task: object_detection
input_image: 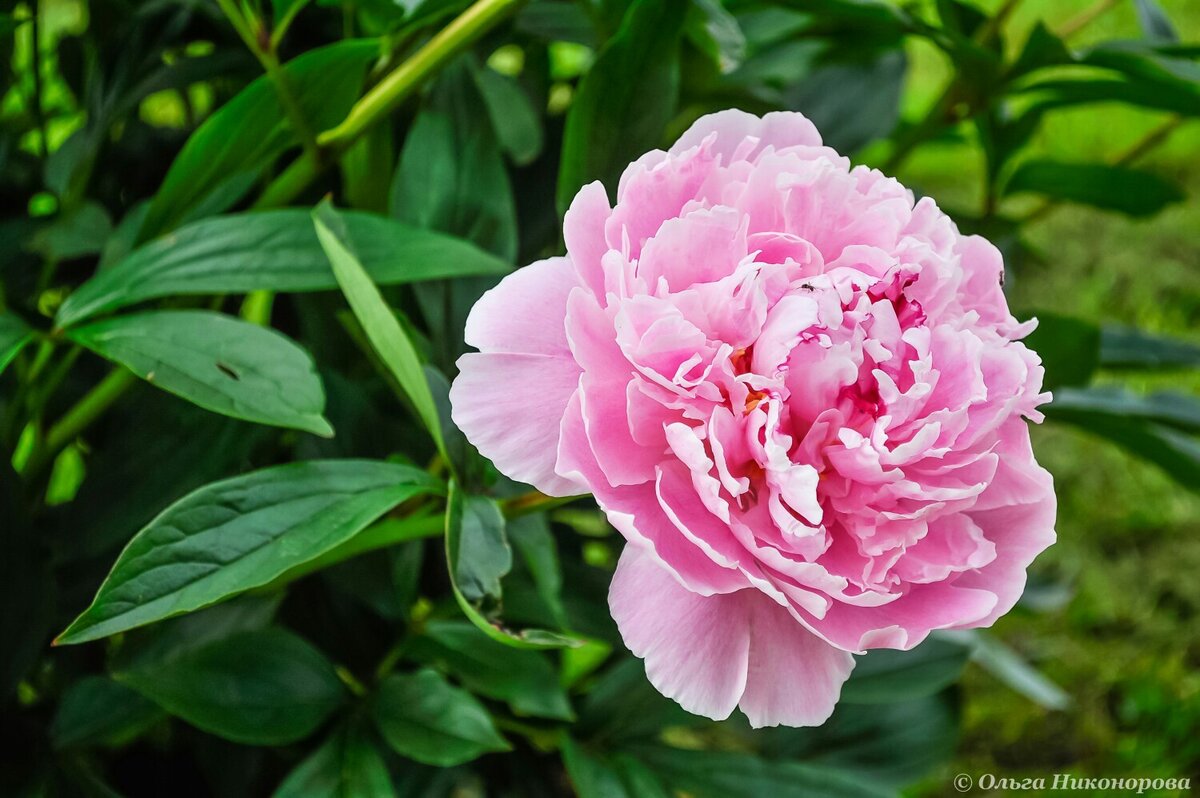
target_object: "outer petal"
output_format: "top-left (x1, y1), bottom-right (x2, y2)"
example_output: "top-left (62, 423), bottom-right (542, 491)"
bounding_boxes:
top-left (739, 593), bottom-right (855, 728)
top-left (669, 109), bottom-right (823, 161)
top-left (451, 354), bottom-right (583, 496)
top-left (452, 257), bottom-right (585, 496)
top-left (610, 546), bottom-right (856, 728)
top-left (610, 545), bottom-right (750, 721)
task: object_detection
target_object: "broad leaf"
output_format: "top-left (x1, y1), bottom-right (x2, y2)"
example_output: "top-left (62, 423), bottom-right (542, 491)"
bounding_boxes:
top-left (1100, 325), bottom-right (1200, 370)
top-left (557, 0), bottom-right (688, 214)
top-left (51, 677), bottom-right (165, 750)
top-left (68, 310), bottom-right (334, 436)
top-left (314, 202), bottom-right (446, 457)
top-left (273, 725), bottom-right (396, 798)
top-left (1019, 311), bottom-right (1100, 389)
top-left (686, 0), bottom-right (747, 74)
top-left (0, 312), bottom-right (32, 374)
top-left (372, 669), bottom-right (510, 767)
top-left (116, 627), bottom-right (344, 745)
top-left (1134, 0), bottom-right (1178, 44)
top-left (409, 620), bottom-right (574, 719)
top-left (840, 635), bottom-right (972, 704)
top-left (472, 62), bottom-right (543, 166)
top-left (563, 739), bottom-right (671, 798)
top-left (1003, 159), bottom-right (1184, 217)
top-left (635, 747), bottom-right (892, 798)
top-left (140, 40), bottom-right (380, 239)
top-left (454, 493), bottom-right (511, 602)
top-left (56, 210), bottom-right (509, 328)
top-left (57, 460), bottom-right (440, 644)
top-left (445, 481), bottom-right (583, 649)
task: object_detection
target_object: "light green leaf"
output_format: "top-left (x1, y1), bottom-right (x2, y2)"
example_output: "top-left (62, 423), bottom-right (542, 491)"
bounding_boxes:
top-left (313, 201), bottom-right (445, 456)
top-left (372, 669), bottom-right (510, 767)
top-left (0, 313), bottom-right (33, 375)
top-left (68, 310), bottom-right (333, 436)
top-left (273, 725), bottom-right (396, 798)
top-left (116, 627), bottom-right (344, 745)
top-left (410, 620), bottom-right (574, 720)
top-left (943, 630), bottom-right (1070, 710)
top-left (445, 481), bottom-right (583, 650)
top-left (57, 210), bottom-right (509, 328)
top-left (56, 460), bottom-right (440, 645)
top-left (140, 39), bottom-right (379, 239)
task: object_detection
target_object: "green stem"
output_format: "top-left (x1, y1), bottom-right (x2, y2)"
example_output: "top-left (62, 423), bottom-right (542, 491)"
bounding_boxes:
top-left (253, 0), bottom-right (523, 208)
top-left (24, 368), bottom-right (137, 477)
top-left (500, 491), bottom-right (582, 519)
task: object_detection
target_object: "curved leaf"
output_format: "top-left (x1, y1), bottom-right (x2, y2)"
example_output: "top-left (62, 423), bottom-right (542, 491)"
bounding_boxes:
top-left (57, 460), bottom-right (440, 644)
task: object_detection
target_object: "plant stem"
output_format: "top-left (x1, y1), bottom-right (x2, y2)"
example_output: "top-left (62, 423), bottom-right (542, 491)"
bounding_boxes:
top-left (500, 491), bottom-right (582, 519)
top-left (30, 1), bottom-right (48, 161)
top-left (24, 368), bottom-right (137, 477)
top-left (253, 0), bottom-right (523, 208)
top-left (1057, 0), bottom-right (1121, 40)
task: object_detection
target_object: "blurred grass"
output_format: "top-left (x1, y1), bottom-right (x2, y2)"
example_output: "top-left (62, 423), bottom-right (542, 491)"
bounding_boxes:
top-left (883, 1), bottom-right (1200, 792)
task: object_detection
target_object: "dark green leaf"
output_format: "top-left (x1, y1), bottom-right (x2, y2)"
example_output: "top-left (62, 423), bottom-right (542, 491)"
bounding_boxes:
top-left (508, 513), bottom-right (570, 629)
top-left (1008, 22), bottom-right (1072, 78)
top-left (341, 121), bottom-right (396, 214)
top-left (576, 658), bottom-right (698, 741)
top-left (51, 677), bottom-right (165, 749)
top-left (57, 210), bottom-right (509, 328)
top-left (1019, 311), bottom-right (1100, 389)
top-left (140, 40), bottom-right (379, 239)
top-left (445, 481), bottom-right (583, 649)
top-left (635, 747), bottom-right (893, 798)
top-left (29, 202), bottom-right (112, 261)
top-left (1099, 325), bottom-right (1200, 370)
top-left (372, 669), bottom-right (510, 766)
top-left (116, 627), bottom-right (345, 745)
top-left (563, 739), bottom-right (671, 798)
top-left (1003, 159), bottom-right (1184, 217)
top-left (57, 460), bottom-right (439, 644)
top-left (557, 0), bottom-right (688, 214)
top-left (273, 725), bottom-right (396, 798)
top-left (472, 63), bottom-right (543, 166)
top-left (1048, 387), bottom-right (1200, 433)
top-left (840, 636), bottom-right (972, 704)
top-left (783, 48), bottom-right (906, 154)
top-left (273, 0), bottom-right (313, 29)
top-left (1017, 77), bottom-right (1200, 119)
top-left (454, 494), bottom-right (510, 603)
top-left (410, 620), bottom-right (573, 719)
top-left (68, 310), bottom-right (333, 436)
top-left (314, 202), bottom-right (445, 455)
top-left (686, 0), bottom-right (747, 74)
top-left (0, 313), bottom-right (32, 375)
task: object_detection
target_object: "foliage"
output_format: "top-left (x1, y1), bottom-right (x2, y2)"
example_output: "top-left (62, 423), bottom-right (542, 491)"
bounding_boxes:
top-left (1, 0), bottom-right (1198, 794)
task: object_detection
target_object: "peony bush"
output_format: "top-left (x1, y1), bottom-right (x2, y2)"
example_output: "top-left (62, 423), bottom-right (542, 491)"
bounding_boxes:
top-left (2, 0), bottom-right (1197, 794)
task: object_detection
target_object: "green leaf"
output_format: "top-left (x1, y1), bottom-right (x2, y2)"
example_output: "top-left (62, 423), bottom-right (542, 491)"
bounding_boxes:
top-left (56, 460), bottom-right (439, 645)
top-left (51, 676), bottom-right (165, 749)
top-left (947, 630), bottom-right (1070, 710)
top-left (116, 627), bottom-right (345, 745)
top-left (782, 48), bottom-right (906, 154)
top-left (471, 62), bottom-right (543, 166)
top-left (140, 40), bottom-right (379, 240)
top-left (840, 636), bottom-right (972, 704)
top-left (273, 0), bottom-right (313, 29)
top-left (29, 201), bottom-right (113, 261)
top-left (508, 513), bottom-right (570, 629)
top-left (686, 0), bottom-right (747, 74)
top-left (1134, 0), bottom-right (1178, 44)
top-left (557, 0), bottom-right (688, 215)
top-left (445, 481), bottom-right (583, 649)
top-left (1018, 311), bottom-right (1100, 389)
top-left (409, 620), bottom-right (574, 720)
top-left (563, 739), bottom-right (671, 798)
top-left (372, 669), bottom-right (510, 767)
top-left (635, 747), bottom-right (893, 798)
top-left (67, 310), bottom-right (333, 436)
top-left (0, 313), bottom-right (33, 375)
top-left (273, 725), bottom-right (396, 798)
top-left (1003, 159), bottom-right (1185, 217)
top-left (1099, 325), bottom-right (1200, 370)
top-left (313, 201), bottom-right (445, 457)
top-left (56, 210), bottom-right (509, 328)
top-left (454, 494), bottom-right (511, 603)
top-left (1045, 388), bottom-right (1200, 491)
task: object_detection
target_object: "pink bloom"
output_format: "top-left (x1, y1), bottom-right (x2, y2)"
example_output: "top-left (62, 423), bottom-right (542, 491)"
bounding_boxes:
top-left (450, 110), bottom-right (1055, 727)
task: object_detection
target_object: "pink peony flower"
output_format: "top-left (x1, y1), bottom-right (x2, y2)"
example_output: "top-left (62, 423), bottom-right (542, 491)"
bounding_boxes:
top-left (450, 110), bottom-right (1056, 728)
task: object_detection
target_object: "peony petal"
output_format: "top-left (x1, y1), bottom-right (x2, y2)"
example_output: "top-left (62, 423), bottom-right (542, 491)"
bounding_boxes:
top-left (738, 592), bottom-right (855, 728)
top-left (463, 257), bottom-right (578, 357)
top-left (564, 182), bottom-right (613, 302)
top-left (669, 109), bottom-right (823, 162)
top-left (451, 352), bottom-right (583, 496)
top-left (609, 545), bottom-right (751, 721)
